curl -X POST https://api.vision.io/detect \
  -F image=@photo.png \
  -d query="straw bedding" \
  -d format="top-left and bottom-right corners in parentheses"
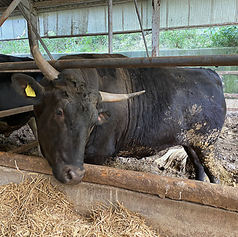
top-left (0, 176), bottom-right (159, 236)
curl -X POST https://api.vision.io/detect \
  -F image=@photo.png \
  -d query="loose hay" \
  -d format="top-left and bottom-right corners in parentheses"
top-left (0, 176), bottom-right (159, 237)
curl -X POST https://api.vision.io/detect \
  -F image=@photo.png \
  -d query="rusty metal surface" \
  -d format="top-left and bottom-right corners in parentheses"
top-left (0, 54), bottom-right (238, 72)
top-left (0, 151), bottom-right (237, 212)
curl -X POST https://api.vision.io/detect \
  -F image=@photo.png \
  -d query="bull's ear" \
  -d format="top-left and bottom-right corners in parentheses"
top-left (11, 73), bottom-right (45, 104)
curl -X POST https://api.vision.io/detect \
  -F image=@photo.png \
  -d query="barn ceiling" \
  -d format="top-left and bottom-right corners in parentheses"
top-left (0, 0), bottom-right (13, 8)
top-left (0, 0), bottom-right (106, 8)
top-left (0, 0), bottom-right (130, 14)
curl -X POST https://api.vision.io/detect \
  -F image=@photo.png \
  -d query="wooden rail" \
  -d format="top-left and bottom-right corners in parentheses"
top-left (0, 105), bottom-right (33, 118)
top-left (217, 71), bottom-right (238, 75)
top-left (0, 151), bottom-right (237, 212)
top-left (224, 93), bottom-right (238, 98)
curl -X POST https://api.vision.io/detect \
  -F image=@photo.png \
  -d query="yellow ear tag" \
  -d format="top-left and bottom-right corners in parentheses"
top-left (25, 84), bottom-right (36, 97)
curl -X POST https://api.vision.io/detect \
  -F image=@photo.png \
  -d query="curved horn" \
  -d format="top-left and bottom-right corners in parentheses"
top-left (99, 90), bottom-right (145, 103)
top-left (28, 22), bottom-right (59, 81)
top-left (32, 46), bottom-right (60, 81)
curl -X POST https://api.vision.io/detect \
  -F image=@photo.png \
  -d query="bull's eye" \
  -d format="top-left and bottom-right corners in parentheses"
top-left (56, 109), bottom-right (63, 116)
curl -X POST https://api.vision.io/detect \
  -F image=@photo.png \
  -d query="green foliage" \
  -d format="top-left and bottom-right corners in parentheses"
top-left (38, 35), bottom-right (108, 53)
top-left (223, 75), bottom-right (238, 93)
top-left (0, 26), bottom-right (237, 93)
top-left (208, 26), bottom-right (238, 47)
top-left (0, 26), bottom-right (237, 54)
top-left (159, 29), bottom-right (212, 49)
top-left (113, 33), bottom-right (145, 51)
top-left (0, 39), bottom-right (30, 54)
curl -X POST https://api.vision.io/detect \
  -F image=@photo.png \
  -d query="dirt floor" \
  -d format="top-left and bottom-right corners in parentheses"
top-left (0, 111), bottom-right (237, 186)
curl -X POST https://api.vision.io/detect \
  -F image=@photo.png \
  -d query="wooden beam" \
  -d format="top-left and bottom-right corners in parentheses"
top-left (10, 140), bottom-right (39, 154)
top-left (217, 71), bottom-right (238, 75)
top-left (0, 105), bottom-right (33, 118)
top-left (0, 151), bottom-right (238, 212)
top-left (33, 0), bottom-right (130, 8)
top-left (224, 93), bottom-right (238, 98)
top-left (0, 0), bottom-right (22, 27)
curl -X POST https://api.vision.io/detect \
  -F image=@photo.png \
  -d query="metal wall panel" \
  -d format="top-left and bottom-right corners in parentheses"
top-left (188, 0), bottom-right (213, 27)
top-left (0, 0), bottom-right (237, 40)
top-left (0, 15), bottom-right (27, 40)
top-left (162, 0), bottom-right (238, 29)
top-left (165, 0), bottom-right (190, 28)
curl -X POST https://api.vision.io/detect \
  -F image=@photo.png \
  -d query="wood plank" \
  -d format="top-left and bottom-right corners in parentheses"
top-left (0, 151), bottom-right (237, 212)
top-left (10, 140), bottom-right (39, 154)
top-left (224, 93), bottom-right (238, 98)
top-left (0, 0), bottom-right (22, 27)
top-left (217, 71), bottom-right (238, 75)
top-left (0, 105), bottom-right (33, 118)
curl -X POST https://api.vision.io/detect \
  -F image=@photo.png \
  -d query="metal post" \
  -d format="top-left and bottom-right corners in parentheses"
top-left (134, 0), bottom-right (149, 57)
top-left (0, 55), bottom-right (238, 72)
top-left (152, 0), bottom-right (161, 57)
top-left (108, 0), bottom-right (113, 54)
top-left (0, 0), bottom-right (22, 27)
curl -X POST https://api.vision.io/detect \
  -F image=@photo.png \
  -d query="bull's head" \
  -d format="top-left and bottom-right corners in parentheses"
top-left (12, 46), bottom-right (144, 185)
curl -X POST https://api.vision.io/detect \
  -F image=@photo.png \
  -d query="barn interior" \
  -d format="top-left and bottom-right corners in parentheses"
top-left (0, 1), bottom-right (238, 236)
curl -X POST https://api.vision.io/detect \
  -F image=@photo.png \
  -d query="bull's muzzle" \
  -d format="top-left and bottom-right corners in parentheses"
top-left (53, 165), bottom-right (85, 185)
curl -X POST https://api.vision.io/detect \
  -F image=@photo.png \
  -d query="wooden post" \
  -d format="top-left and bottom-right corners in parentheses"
top-left (108, 0), bottom-right (113, 54)
top-left (0, 0), bottom-right (22, 27)
top-left (152, 0), bottom-right (161, 57)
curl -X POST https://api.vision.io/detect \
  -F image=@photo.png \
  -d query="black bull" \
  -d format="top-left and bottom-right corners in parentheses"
top-left (0, 54), bottom-right (43, 134)
top-left (12, 54), bottom-right (226, 184)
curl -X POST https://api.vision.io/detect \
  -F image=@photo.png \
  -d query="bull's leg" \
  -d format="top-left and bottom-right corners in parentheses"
top-left (183, 146), bottom-right (206, 181)
top-left (186, 144), bottom-right (232, 184)
top-left (193, 145), bottom-right (221, 184)
top-left (196, 144), bottom-right (224, 183)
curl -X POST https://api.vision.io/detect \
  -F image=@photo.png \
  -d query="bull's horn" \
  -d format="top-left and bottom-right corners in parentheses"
top-left (99, 90), bottom-right (145, 102)
top-left (32, 45), bottom-right (60, 81)
top-left (28, 22), bottom-right (59, 81)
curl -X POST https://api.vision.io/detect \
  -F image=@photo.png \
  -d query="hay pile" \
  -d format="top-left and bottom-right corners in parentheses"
top-left (0, 176), bottom-right (159, 236)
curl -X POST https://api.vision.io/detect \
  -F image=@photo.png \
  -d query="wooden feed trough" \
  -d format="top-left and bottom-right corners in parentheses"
top-left (0, 151), bottom-right (237, 237)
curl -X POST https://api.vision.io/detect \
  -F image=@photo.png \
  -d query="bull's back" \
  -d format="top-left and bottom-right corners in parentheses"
top-left (126, 67), bottom-right (226, 148)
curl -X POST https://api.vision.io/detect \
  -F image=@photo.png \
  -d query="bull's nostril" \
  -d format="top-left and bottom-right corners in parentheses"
top-left (66, 169), bottom-right (72, 180)
top-left (55, 166), bottom-right (85, 184)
